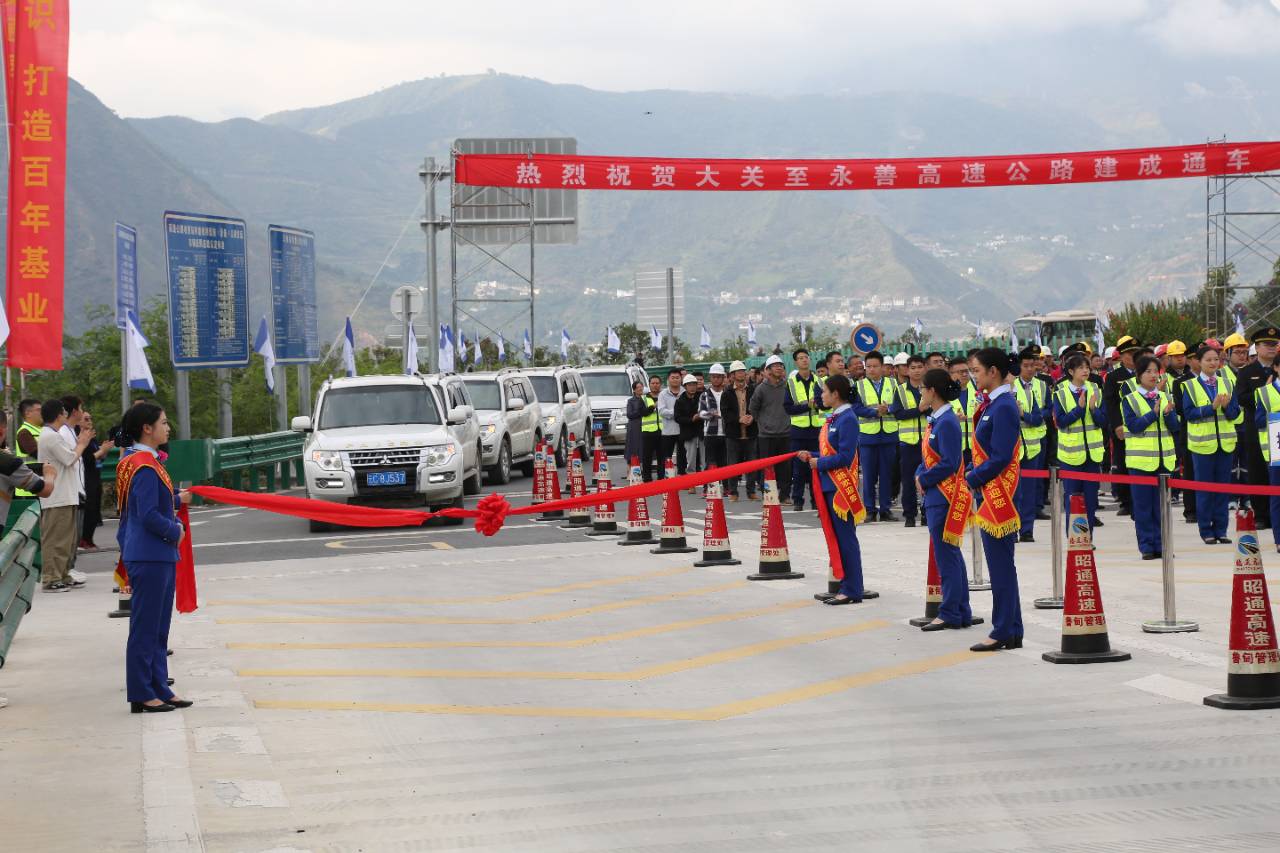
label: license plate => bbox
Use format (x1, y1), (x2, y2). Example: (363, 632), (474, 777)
(366, 471), (406, 487)
(593, 420), (606, 433)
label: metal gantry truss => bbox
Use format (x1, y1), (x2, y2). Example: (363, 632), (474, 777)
(1205, 169), (1280, 335)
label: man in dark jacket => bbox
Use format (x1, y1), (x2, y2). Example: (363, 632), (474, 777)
(721, 360), (757, 500)
(673, 374), (703, 480)
(1235, 326), (1280, 529)
(1103, 335), (1141, 516)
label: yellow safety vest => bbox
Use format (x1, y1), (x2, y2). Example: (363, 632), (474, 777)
(787, 372), (823, 429)
(14, 421), (40, 498)
(896, 383), (925, 445)
(817, 374), (831, 418)
(641, 396), (660, 432)
(1256, 382), (1280, 462)
(1054, 384), (1105, 465)
(1012, 377), (1048, 460)
(1124, 390), (1177, 472)
(1219, 364), (1244, 426)
(950, 389), (977, 452)
(1183, 376), (1237, 455)
(856, 378), (898, 435)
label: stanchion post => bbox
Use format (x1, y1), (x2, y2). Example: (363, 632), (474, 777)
(1143, 472), (1199, 633)
(1035, 466), (1064, 609)
(968, 521), (990, 591)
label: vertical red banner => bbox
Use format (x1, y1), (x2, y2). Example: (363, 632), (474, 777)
(0, 1), (17, 124)
(5, 0), (68, 369)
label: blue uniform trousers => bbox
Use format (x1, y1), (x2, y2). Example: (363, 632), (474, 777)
(860, 440), (895, 514)
(927, 509), (971, 625)
(126, 559), (176, 704)
(898, 441), (923, 521)
(982, 530), (1023, 641)
(1016, 452), (1046, 535)
(1270, 467), (1280, 547)
(824, 490), (864, 599)
(789, 431), (820, 507)
(1060, 460), (1101, 532)
(1191, 450), (1233, 539)
(1130, 481), (1163, 555)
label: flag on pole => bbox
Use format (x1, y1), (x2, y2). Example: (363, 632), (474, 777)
(254, 316), (277, 392)
(405, 324), (419, 374)
(606, 326), (621, 354)
(799, 324), (807, 344)
(523, 328), (533, 359)
(1033, 324), (1043, 348)
(560, 328), (572, 361)
(0, 298), (9, 350)
(1094, 317), (1106, 356)
(458, 329), (468, 364)
(124, 309), (155, 393)
(497, 335), (507, 362)
(473, 329), (482, 363)
(913, 317), (924, 337)
(650, 324), (662, 351)
(436, 324), (454, 373)
(341, 317), (357, 377)
(747, 320), (757, 346)
(1010, 323), (1019, 352)
(699, 323), (711, 351)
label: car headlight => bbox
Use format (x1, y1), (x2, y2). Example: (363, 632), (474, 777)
(543, 415), (558, 428)
(311, 450), (343, 471)
(610, 408), (625, 422)
(421, 443), (457, 466)
(480, 423), (497, 437)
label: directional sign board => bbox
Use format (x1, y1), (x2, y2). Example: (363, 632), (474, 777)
(164, 211), (249, 369)
(114, 222), (138, 331)
(850, 322), (883, 355)
(268, 225), (319, 363)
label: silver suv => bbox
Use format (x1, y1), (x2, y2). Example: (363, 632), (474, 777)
(520, 366), (592, 465)
(461, 370), (543, 484)
(422, 373), (483, 496)
(580, 364), (650, 450)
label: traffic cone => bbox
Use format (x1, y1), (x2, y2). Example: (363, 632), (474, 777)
(108, 589), (131, 619)
(1042, 494), (1130, 664)
(619, 456), (656, 545)
(694, 477), (740, 566)
(531, 441), (546, 507)
(651, 458), (698, 554)
(908, 540), (943, 627)
(1205, 510), (1280, 709)
(536, 441), (566, 521)
(590, 430), (607, 483)
(585, 455), (622, 536)
(749, 466), (803, 580)
(559, 433), (591, 529)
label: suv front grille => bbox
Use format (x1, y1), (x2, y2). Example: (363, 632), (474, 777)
(591, 408), (615, 422)
(348, 447), (423, 468)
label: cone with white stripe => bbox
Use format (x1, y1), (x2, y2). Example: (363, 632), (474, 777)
(531, 441), (547, 506)
(585, 455), (621, 536)
(619, 456), (656, 545)
(559, 433), (591, 529)
(908, 540), (944, 627)
(1205, 510), (1280, 709)
(651, 458), (697, 554)
(694, 477), (740, 566)
(536, 440), (566, 521)
(1043, 494), (1130, 664)
(748, 465), (803, 580)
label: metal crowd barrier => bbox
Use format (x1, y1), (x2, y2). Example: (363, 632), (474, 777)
(0, 504), (43, 668)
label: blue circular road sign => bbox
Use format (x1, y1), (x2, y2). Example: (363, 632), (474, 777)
(850, 323), (882, 355)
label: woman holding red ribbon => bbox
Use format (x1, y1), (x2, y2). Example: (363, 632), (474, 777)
(797, 374), (867, 605)
(966, 348), (1024, 651)
(915, 369), (974, 630)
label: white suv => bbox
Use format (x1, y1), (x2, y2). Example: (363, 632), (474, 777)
(580, 364), (650, 450)
(520, 366), (592, 465)
(422, 373), (483, 496)
(462, 370), (543, 484)
(293, 375), (472, 532)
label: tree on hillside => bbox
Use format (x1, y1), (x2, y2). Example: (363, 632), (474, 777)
(1105, 299), (1204, 348)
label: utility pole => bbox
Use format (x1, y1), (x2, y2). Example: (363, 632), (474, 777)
(419, 156), (450, 373)
(666, 267), (676, 363)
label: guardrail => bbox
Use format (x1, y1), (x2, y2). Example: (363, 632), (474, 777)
(0, 503), (43, 668)
(98, 431), (305, 498)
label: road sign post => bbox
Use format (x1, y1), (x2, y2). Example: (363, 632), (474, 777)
(391, 285), (423, 373)
(269, 225), (319, 427)
(114, 222), (139, 416)
(850, 322), (883, 355)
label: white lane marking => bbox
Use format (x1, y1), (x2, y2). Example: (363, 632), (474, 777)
(213, 512), (242, 519)
(186, 520), (209, 527)
(193, 726), (267, 755)
(142, 711), (203, 851)
(210, 779), (288, 809)
(1126, 673), (1216, 705)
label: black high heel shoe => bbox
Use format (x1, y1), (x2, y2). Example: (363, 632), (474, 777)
(165, 698), (193, 708)
(130, 701), (175, 713)
(970, 637), (1023, 652)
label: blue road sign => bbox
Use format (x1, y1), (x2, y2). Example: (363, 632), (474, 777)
(850, 322), (882, 354)
(268, 225), (318, 364)
(114, 222), (138, 331)
(164, 211), (249, 369)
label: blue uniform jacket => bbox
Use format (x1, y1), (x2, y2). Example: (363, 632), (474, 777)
(1122, 389), (1181, 436)
(1051, 383), (1106, 434)
(915, 406), (962, 510)
(117, 448), (182, 563)
(1180, 375), (1241, 425)
(851, 378), (896, 446)
(966, 390), (1020, 491)
(815, 407), (859, 493)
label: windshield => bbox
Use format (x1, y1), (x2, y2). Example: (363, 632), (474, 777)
(528, 376), (559, 405)
(583, 373), (633, 397)
(462, 380), (501, 410)
(317, 385), (441, 429)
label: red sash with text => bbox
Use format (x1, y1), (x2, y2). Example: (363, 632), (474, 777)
(921, 424), (972, 546)
(818, 420), (866, 525)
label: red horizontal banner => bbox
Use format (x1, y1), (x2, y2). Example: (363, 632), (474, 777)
(454, 142), (1280, 192)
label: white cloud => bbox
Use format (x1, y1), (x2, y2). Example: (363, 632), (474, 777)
(1143, 0), (1280, 56)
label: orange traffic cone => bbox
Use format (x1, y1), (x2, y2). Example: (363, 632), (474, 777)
(1205, 510), (1280, 709)
(749, 466), (803, 580)
(909, 540), (944, 627)
(1042, 494), (1130, 664)
(652, 458), (698, 554)
(531, 440), (547, 507)
(536, 441), (565, 521)
(619, 456), (656, 545)
(694, 476), (740, 566)
(560, 433), (592, 529)
(585, 455), (621, 537)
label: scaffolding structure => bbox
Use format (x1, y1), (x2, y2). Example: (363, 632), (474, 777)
(1205, 169), (1280, 336)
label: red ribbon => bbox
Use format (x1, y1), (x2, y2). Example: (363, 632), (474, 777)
(811, 467), (843, 580)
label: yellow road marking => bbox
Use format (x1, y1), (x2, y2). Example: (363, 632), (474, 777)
(208, 565), (693, 607)
(237, 619), (889, 680)
(227, 599), (809, 649)
(216, 579), (745, 625)
(252, 648), (984, 721)
(325, 539), (454, 551)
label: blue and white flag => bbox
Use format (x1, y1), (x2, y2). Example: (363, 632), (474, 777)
(799, 324), (807, 344)
(124, 309), (155, 393)
(747, 320), (757, 346)
(699, 323), (711, 351)
(254, 316), (277, 392)
(560, 328), (572, 361)
(1094, 317), (1106, 357)
(606, 326), (620, 354)
(1033, 324), (1043, 348)
(523, 328), (533, 360)
(650, 324), (662, 351)
(458, 329), (468, 364)
(913, 317), (924, 337)
(473, 329), (482, 364)
(341, 317), (357, 377)
(1010, 324), (1019, 353)
(436, 324), (453, 373)
(497, 335), (507, 362)
(404, 324), (419, 374)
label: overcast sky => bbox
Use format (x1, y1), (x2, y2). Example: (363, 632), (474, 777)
(70, 0), (1280, 122)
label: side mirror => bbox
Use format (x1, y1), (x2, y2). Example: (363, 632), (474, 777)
(508, 398), (526, 411)
(447, 407), (467, 425)
(290, 415), (312, 432)
(564, 392), (579, 403)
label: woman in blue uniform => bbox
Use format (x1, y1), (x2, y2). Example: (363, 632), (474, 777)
(1123, 354), (1180, 559)
(118, 403), (192, 713)
(797, 374), (865, 605)
(1252, 358), (1280, 553)
(966, 348), (1024, 651)
(914, 368), (973, 630)
(1181, 344), (1240, 544)
(1053, 352), (1107, 534)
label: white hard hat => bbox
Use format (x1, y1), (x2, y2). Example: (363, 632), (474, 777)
(1057, 345), (1069, 356)
(729, 360), (747, 372)
(681, 373), (698, 385)
(709, 362), (726, 375)
(764, 354), (783, 368)
(1104, 346), (1117, 359)
(893, 352), (909, 365)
